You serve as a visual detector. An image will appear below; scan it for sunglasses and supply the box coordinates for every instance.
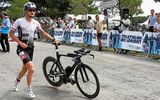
[27,9,36,12]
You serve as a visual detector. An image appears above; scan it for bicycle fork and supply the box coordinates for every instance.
[79,65,89,83]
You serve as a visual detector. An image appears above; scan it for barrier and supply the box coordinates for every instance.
[52,28,160,55]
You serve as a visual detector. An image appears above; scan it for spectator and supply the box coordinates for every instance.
[148,9,157,32]
[0,11,11,52]
[67,17,75,29]
[118,14,131,54]
[95,15,103,51]
[119,14,131,31]
[86,16,94,29]
[154,13,160,32]
[101,18,107,33]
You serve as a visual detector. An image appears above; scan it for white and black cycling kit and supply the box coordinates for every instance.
[12,17,43,64]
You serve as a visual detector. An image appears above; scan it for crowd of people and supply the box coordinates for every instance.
[141,9,160,57]
[35,14,108,51]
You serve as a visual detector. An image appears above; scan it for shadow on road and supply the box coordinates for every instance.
[2,85,92,100]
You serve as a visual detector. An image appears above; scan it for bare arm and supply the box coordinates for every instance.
[154,28,160,32]
[40,30,55,41]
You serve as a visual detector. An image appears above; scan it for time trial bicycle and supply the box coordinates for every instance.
[43,42,100,98]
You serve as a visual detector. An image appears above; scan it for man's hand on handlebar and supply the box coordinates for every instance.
[52,40,61,45]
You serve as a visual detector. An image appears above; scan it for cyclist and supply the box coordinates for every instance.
[9,2,58,98]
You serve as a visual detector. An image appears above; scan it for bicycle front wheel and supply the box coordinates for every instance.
[43,56,63,87]
[75,64,100,98]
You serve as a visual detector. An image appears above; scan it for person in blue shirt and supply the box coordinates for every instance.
[148,9,157,32]
[0,11,11,52]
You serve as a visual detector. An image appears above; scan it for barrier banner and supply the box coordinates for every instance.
[101,31,109,47]
[51,28,160,55]
[119,31,143,51]
[90,30,109,46]
[54,28,64,41]
[142,32,160,55]
[109,30,143,51]
[70,29,84,43]
[64,29,71,42]
[91,30,98,45]
[83,29,93,45]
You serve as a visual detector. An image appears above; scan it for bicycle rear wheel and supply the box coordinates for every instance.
[43,56,63,87]
[75,64,100,98]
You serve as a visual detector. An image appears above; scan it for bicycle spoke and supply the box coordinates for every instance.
[43,57,63,87]
[75,64,100,98]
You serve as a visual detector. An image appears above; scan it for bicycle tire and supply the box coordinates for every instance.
[75,64,100,98]
[43,56,63,87]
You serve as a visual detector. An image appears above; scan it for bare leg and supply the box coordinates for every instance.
[25,61,35,86]
[17,65,27,80]
[97,37,102,51]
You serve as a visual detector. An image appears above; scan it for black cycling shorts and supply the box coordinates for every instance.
[17,46,34,65]
[97,33,102,39]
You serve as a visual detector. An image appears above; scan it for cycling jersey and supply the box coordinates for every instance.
[12,17,43,46]
[12,17,43,64]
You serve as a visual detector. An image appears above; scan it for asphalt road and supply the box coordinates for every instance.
[0,41,160,100]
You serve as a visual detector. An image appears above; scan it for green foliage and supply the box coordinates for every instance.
[43,8,59,18]
[69,0,98,15]
[132,16,148,26]
[6,0,144,20]
[30,0,98,18]
[119,0,143,17]
[44,0,70,17]
[7,0,29,20]
[154,0,160,2]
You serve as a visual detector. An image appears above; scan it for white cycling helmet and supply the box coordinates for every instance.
[23,2,36,10]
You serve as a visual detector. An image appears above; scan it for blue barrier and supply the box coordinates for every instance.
[64,29,71,43]
[52,28,160,55]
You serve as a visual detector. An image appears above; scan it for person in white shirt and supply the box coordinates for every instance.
[118,14,131,54]
[67,17,75,29]
[119,14,131,31]
[95,15,103,51]
[154,14,160,32]
[9,2,59,98]
[86,16,94,29]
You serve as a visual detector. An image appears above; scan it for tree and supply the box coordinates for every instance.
[118,0,143,18]
[30,0,98,18]
[0,0,11,12]
[154,0,160,2]
[69,0,98,15]
[7,0,29,20]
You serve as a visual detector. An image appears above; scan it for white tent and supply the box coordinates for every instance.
[139,19,149,27]
[64,14,76,19]
[76,15,83,20]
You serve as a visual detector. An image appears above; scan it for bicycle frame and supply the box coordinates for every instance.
[43,43,99,98]
[54,44,82,77]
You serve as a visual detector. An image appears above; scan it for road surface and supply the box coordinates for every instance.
[0,41,160,100]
